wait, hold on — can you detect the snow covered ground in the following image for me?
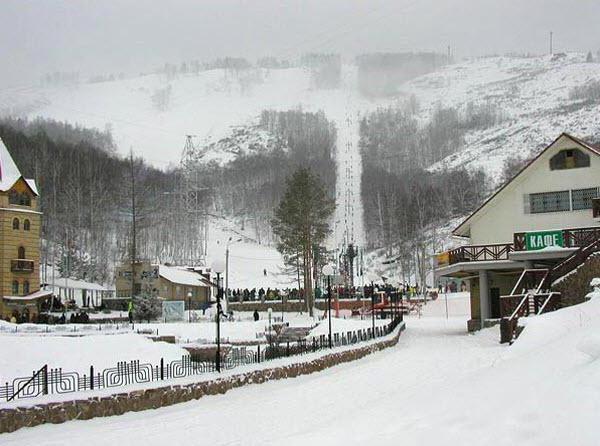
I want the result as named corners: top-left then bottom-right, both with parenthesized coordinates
top-left (4, 293), bottom-right (600, 445)
top-left (0, 313), bottom-right (389, 381)
top-left (0, 333), bottom-right (187, 378)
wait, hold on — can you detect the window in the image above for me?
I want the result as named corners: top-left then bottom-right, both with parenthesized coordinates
top-left (23, 281), bottom-right (29, 295)
top-left (18, 246), bottom-right (25, 259)
top-left (12, 280), bottom-right (18, 295)
top-left (550, 148), bottom-right (590, 170)
top-left (12, 218), bottom-right (19, 230)
top-left (19, 193), bottom-right (31, 206)
top-left (8, 190), bottom-right (31, 206)
top-left (23, 219), bottom-right (30, 231)
top-left (572, 187), bottom-right (600, 211)
top-left (529, 190), bottom-right (570, 213)
top-left (8, 190), bottom-right (19, 205)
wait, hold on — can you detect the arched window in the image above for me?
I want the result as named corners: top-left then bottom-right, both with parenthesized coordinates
top-left (12, 280), bottom-right (18, 295)
top-left (18, 246), bottom-right (25, 259)
top-left (12, 218), bottom-right (19, 230)
top-left (23, 280), bottom-right (30, 295)
top-left (23, 219), bottom-right (30, 231)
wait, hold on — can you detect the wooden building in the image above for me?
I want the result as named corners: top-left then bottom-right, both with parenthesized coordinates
top-left (0, 138), bottom-right (49, 321)
top-left (111, 261), bottom-right (213, 310)
top-left (435, 133), bottom-right (600, 331)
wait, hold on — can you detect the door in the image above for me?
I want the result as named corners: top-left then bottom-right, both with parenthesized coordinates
top-left (490, 287), bottom-right (501, 318)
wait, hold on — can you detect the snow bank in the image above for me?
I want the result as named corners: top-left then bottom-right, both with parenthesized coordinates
top-left (0, 333), bottom-right (187, 378)
top-left (308, 317), bottom-right (388, 337)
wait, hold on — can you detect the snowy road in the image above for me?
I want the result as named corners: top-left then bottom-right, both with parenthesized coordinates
top-left (4, 294), bottom-right (600, 445)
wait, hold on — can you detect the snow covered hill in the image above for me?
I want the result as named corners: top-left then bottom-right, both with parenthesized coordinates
top-left (404, 53), bottom-right (600, 181)
top-left (2, 52), bottom-right (599, 255)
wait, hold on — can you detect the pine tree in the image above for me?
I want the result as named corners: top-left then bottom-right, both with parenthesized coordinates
top-left (271, 168), bottom-right (335, 316)
top-left (587, 51), bottom-right (594, 63)
top-left (133, 296), bottom-right (161, 322)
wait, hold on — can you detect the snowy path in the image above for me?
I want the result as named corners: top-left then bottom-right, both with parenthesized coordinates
top-left (5, 296), bottom-right (600, 445)
top-left (1, 296), bottom-right (507, 446)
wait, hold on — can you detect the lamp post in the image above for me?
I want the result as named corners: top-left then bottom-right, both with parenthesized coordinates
top-left (323, 264), bottom-right (334, 349)
top-left (225, 237), bottom-right (243, 305)
top-left (371, 280), bottom-right (375, 337)
top-left (187, 291), bottom-right (192, 323)
top-left (212, 259), bottom-right (225, 372)
top-left (267, 307), bottom-right (273, 346)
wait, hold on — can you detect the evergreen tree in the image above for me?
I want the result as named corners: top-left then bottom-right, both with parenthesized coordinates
top-left (271, 168), bottom-right (335, 315)
top-left (587, 51), bottom-right (594, 63)
top-left (133, 296), bottom-right (162, 322)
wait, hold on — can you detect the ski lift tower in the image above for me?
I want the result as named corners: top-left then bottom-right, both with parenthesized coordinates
top-left (180, 135), bottom-right (210, 266)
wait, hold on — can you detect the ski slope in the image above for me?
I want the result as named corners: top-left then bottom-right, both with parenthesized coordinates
top-left (4, 295), bottom-right (600, 445)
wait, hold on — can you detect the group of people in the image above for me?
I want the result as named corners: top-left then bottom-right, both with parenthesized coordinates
top-left (229, 287), bottom-right (305, 302)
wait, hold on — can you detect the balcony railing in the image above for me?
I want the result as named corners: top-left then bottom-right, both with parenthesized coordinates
top-left (514, 226), bottom-right (600, 251)
top-left (447, 243), bottom-right (514, 265)
top-left (11, 259), bottom-right (34, 273)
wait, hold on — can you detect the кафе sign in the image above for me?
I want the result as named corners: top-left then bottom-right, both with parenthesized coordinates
top-left (525, 230), bottom-right (564, 250)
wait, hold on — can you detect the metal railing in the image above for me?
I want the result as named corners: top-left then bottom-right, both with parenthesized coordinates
top-left (0, 315), bottom-right (404, 402)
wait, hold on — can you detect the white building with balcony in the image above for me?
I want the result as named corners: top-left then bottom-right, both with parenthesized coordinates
top-left (435, 133), bottom-right (600, 332)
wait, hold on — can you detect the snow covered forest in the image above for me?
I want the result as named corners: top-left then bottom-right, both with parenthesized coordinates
top-left (0, 109), bottom-right (337, 285)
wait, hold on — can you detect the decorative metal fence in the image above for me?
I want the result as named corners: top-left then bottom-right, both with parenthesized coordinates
top-left (1, 315), bottom-right (403, 402)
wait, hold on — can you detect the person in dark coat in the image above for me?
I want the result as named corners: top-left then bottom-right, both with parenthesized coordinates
top-left (253, 309), bottom-right (259, 321)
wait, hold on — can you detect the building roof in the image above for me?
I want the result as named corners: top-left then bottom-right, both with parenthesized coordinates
top-left (453, 133), bottom-right (600, 238)
top-left (0, 137), bottom-right (38, 196)
top-left (3, 290), bottom-right (53, 301)
top-left (159, 265), bottom-right (211, 287)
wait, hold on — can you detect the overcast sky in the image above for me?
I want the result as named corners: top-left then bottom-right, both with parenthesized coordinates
top-left (2, 0), bottom-right (599, 87)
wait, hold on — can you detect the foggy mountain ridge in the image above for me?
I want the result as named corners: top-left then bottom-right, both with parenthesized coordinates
top-left (3, 51), bottom-right (594, 185)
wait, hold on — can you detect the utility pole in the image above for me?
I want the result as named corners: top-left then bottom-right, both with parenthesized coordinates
top-left (550, 31), bottom-right (553, 55)
top-left (129, 151), bottom-right (137, 300)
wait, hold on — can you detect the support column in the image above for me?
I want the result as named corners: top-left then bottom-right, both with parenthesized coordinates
top-left (479, 269), bottom-right (490, 328)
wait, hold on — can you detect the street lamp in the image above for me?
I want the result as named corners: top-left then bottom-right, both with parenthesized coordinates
top-left (267, 307), bottom-right (273, 347)
top-left (187, 291), bottom-right (192, 323)
top-left (371, 280), bottom-right (375, 338)
top-left (212, 258), bottom-right (226, 372)
top-left (225, 237), bottom-right (243, 304)
top-left (323, 264), bottom-right (335, 349)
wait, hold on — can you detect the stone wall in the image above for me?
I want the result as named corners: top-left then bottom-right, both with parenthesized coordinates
top-left (0, 324), bottom-right (405, 434)
top-left (229, 299), bottom-right (373, 313)
top-left (554, 253), bottom-right (600, 307)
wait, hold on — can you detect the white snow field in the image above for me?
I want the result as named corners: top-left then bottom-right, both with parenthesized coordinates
top-left (0, 314), bottom-right (389, 381)
top-left (0, 333), bottom-right (187, 378)
top-left (4, 294), bottom-right (600, 445)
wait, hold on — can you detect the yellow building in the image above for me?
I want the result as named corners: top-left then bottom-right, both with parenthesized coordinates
top-left (0, 138), bottom-right (49, 321)
top-left (111, 261), bottom-right (213, 310)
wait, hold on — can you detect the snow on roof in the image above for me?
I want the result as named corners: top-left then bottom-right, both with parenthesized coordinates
top-left (46, 276), bottom-right (113, 291)
top-left (25, 178), bottom-right (38, 195)
top-left (3, 290), bottom-right (52, 301)
top-left (0, 137), bottom-right (24, 193)
top-left (159, 265), bottom-right (211, 287)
